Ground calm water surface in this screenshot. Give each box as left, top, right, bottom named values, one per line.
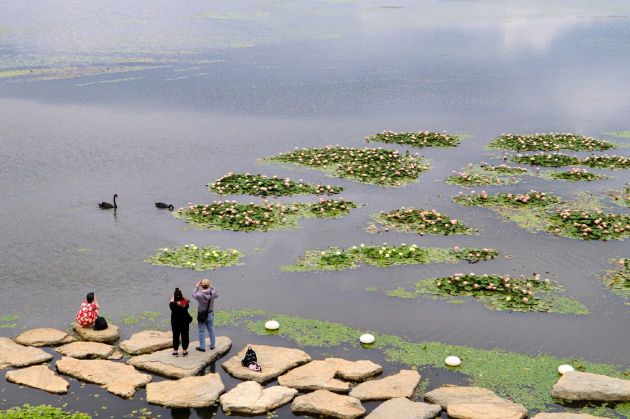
left=1, top=1, right=629, bottom=417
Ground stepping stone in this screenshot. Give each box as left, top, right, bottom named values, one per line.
left=532, top=414, right=608, bottom=419
left=56, top=357, right=151, bottom=399
left=291, top=389, right=365, bottom=419
left=56, top=341, right=122, bottom=360
left=128, top=336, right=231, bottom=379
left=367, top=397, right=441, bottom=419
left=119, top=330, right=172, bottom=355
left=278, top=359, right=350, bottom=392
left=146, top=374, right=224, bottom=408
left=327, top=357, right=383, bottom=381
left=220, top=381, right=298, bottom=415
left=73, top=321, right=119, bottom=343
left=551, top=371, right=630, bottom=402
left=424, top=386, right=527, bottom=419
left=15, top=328, right=76, bottom=347
left=349, top=369, right=421, bottom=401
left=5, top=365, right=69, bottom=394
left=222, top=344, right=311, bottom=384
left=0, top=337, right=53, bottom=370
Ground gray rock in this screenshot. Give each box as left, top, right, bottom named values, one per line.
left=222, top=344, right=311, bottom=384
left=327, top=357, right=383, bottom=381
left=349, top=369, right=420, bottom=401
left=551, top=371, right=630, bottom=402
left=367, top=398, right=441, bottom=419
left=291, top=389, right=365, bottom=419
left=5, top=365, right=69, bottom=394
left=146, top=374, right=224, bottom=408
left=15, top=328, right=76, bottom=347
left=447, top=402, right=528, bottom=419
left=220, top=381, right=298, bottom=414
left=128, top=336, right=231, bottom=379
left=56, top=341, right=118, bottom=359
left=73, top=322, right=120, bottom=343
left=0, top=337, right=53, bottom=369
left=425, top=386, right=506, bottom=408
left=278, top=360, right=350, bottom=392
left=119, top=330, right=172, bottom=355
left=424, top=386, right=527, bottom=419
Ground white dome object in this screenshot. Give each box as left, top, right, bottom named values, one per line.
left=359, top=333, right=375, bottom=344
left=445, top=356, right=462, bottom=367
left=264, top=320, right=280, bottom=331
left=558, top=364, right=574, bottom=375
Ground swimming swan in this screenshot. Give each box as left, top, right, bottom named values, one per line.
left=155, top=202, right=174, bottom=211
left=99, top=194, right=117, bottom=210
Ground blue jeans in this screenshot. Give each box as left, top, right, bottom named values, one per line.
left=197, top=311, right=215, bottom=350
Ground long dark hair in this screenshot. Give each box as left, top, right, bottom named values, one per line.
left=86, top=292, right=94, bottom=303
left=173, top=288, right=184, bottom=302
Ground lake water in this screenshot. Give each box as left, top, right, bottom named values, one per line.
left=1, top=1, right=629, bottom=417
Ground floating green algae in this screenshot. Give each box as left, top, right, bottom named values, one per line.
left=365, top=130, right=460, bottom=148
left=605, top=131, right=630, bottom=139
left=0, top=314, right=20, bottom=329
left=489, top=133, right=615, bottom=152
left=597, top=258, right=629, bottom=299
left=282, top=244, right=498, bottom=271
left=543, top=168, right=607, bottom=182
left=146, top=244, right=243, bottom=271
left=0, top=404, right=90, bottom=419
left=209, top=173, right=343, bottom=196
left=266, top=146, right=429, bottom=187
left=606, top=184, right=630, bottom=207
left=373, top=208, right=474, bottom=235
left=174, top=199, right=356, bottom=231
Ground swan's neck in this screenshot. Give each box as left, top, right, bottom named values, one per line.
left=113, top=195, right=117, bottom=208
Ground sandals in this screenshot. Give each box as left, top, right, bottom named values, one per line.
left=182, top=351, right=188, bottom=357
left=172, top=351, right=178, bottom=357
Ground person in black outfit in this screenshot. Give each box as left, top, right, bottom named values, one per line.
left=169, top=288, right=191, bottom=356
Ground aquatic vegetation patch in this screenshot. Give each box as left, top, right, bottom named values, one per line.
left=282, top=244, right=498, bottom=271
left=446, top=166, right=522, bottom=187
left=146, top=244, right=242, bottom=270
left=606, top=184, right=630, bottom=207
left=581, top=154, right=630, bottom=169
left=411, top=273, right=587, bottom=314
left=0, top=314, right=19, bottom=329
left=605, top=131, right=630, bottom=139
left=544, top=168, right=607, bottom=182
left=373, top=208, right=474, bottom=235
left=266, top=146, right=429, bottom=186
left=511, top=153, right=580, bottom=167
left=0, top=404, right=90, bottom=419
left=598, top=258, right=629, bottom=299
left=489, top=133, right=615, bottom=151
left=175, top=198, right=356, bottom=231
left=209, top=173, right=342, bottom=196
left=549, top=208, right=630, bottom=241
left=453, top=190, right=561, bottom=208
left=365, top=130, right=459, bottom=148
left=117, top=311, right=166, bottom=330
left=480, top=163, right=529, bottom=175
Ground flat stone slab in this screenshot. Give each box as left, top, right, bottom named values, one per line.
left=73, top=322, right=119, bottom=343
left=146, top=374, right=225, bottom=408
left=367, top=397, right=442, bottom=419
left=532, top=414, right=607, bottom=419
left=349, top=369, right=420, bottom=401
left=291, top=389, right=366, bottom=419
left=15, top=328, right=76, bottom=347
left=128, top=336, right=231, bottom=379
left=56, top=357, right=151, bottom=398
left=119, top=330, right=172, bottom=355
left=56, top=341, right=121, bottom=359
left=6, top=365, right=69, bottom=394
left=0, top=337, right=53, bottom=369
left=220, top=381, right=298, bottom=415
left=425, top=386, right=527, bottom=419
left=278, top=359, right=350, bottom=392
left=327, top=357, right=383, bottom=381
left=551, top=371, right=630, bottom=402
left=222, top=344, right=311, bottom=384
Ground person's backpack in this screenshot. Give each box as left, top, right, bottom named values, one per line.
left=93, top=316, right=108, bottom=331
left=241, top=347, right=257, bottom=367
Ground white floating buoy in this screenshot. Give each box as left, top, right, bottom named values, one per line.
left=558, top=364, right=574, bottom=375
left=445, top=356, right=462, bottom=367
left=265, top=320, right=280, bottom=331
left=359, top=333, right=375, bottom=344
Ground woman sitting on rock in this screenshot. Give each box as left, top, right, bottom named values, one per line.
left=170, top=288, right=191, bottom=356
left=75, top=292, right=99, bottom=328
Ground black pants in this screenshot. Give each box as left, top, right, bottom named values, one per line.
left=172, top=323, right=189, bottom=351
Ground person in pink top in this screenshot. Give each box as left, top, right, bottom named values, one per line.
left=75, top=292, right=99, bottom=328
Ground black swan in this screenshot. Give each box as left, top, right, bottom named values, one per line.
left=99, top=194, right=117, bottom=209
left=155, top=202, right=174, bottom=211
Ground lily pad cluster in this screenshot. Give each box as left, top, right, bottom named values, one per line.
left=413, top=273, right=587, bottom=313
left=373, top=208, right=474, bottom=235
left=453, top=190, right=561, bottom=208
left=446, top=164, right=524, bottom=187
left=209, top=173, right=343, bottom=196
left=598, top=258, right=629, bottom=298
left=267, top=146, right=429, bottom=186
left=489, top=133, right=615, bottom=151
left=511, top=153, right=580, bottom=167
left=365, top=130, right=460, bottom=148
left=549, top=208, right=630, bottom=240
left=480, top=163, right=529, bottom=175
left=581, top=154, right=630, bottom=169
left=545, top=168, right=607, bottom=182
left=175, top=199, right=356, bottom=231
left=284, top=244, right=498, bottom=271
left=146, top=244, right=243, bottom=270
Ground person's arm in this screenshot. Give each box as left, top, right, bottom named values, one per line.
left=192, top=287, right=202, bottom=299
left=211, top=288, right=218, bottom=299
